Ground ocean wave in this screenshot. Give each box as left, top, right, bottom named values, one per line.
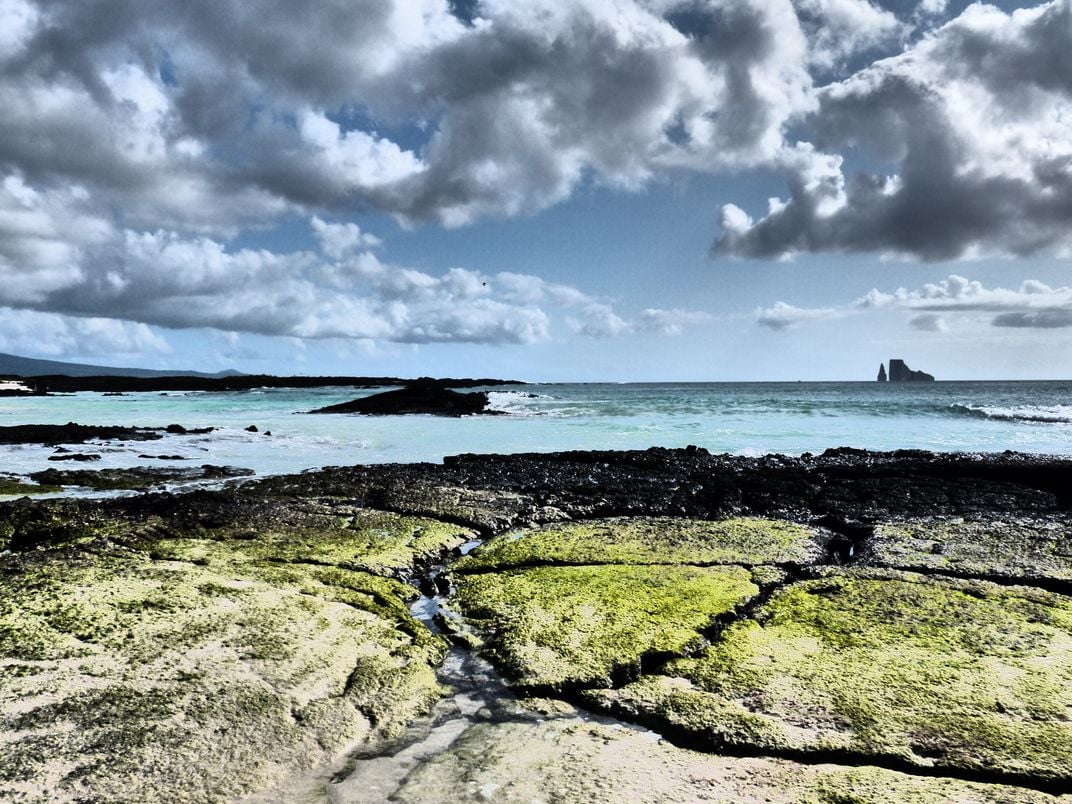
left=948, top=403, right=1072, bottom=424
left=485, top=390, right=570, bottom=416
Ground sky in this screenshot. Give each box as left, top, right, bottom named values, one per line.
left=0, top=0, right=1070, bottom=381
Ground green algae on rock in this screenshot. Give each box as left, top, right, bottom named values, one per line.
left=134, top=504, right=474, bottom=580
left=454, top=516, right=827, bottom=572
left=585, top=569, right=1072, bottom=785
left=0, top=542, right=446, bottom=802
left=859, top=518, right=1072, bottom=583
left=0, top=494, right=474, bottom=580
left=452, top=564, right=758, bottom=691
left=387, top=717, right=1065, bottom=804
left=0, top=474, right=60, bottom=497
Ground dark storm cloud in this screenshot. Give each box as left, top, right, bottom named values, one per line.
left=716, top=0, right=1072, bottom=261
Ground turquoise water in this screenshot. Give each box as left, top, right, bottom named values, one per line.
left=1, top=381, right=1071, bottom=482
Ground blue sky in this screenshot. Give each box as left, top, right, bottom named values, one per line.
left=0, top=0, right=1070, bottom=381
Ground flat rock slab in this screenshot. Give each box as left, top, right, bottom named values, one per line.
left=0, top=546, right=445, bottom=802
left=454, top=517, right=828, bottom=572
left=0, top=499, right=475, bottom=801
left=0, top=497, right=475, bottom=580
left=388, top=717, right=1067, bottom=804
left=134, top=504, right=475, bottom=580
left=29, top=464, right=254, bottom=491
left=585, top=568, right=1072, bottom=788
left=858, top=518, right=1072, bottom=584
left=453, top=564, right=759, bottom=691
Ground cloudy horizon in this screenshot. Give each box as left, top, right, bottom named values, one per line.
left=1, top=0, right=1070, bottom=381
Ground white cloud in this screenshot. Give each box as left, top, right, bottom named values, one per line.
left=637, top=307, right=713, bottom=335
left=0, top=0, right=832, bottom=231
left=908, top=313, right=947, bottom=332
left=0, top=0, right=39, bottom=61
left=0, top=308, right=171, bottom=358
left=756, top=300, right=840, bottom=330
left=569, top=303, right=633, bottom=338
left=716, top=0, right=1072, bottom=261
left=759, top=275, right=1072, bottom=331
left=794, top=0, right=905, bottom=70
left=3, top=0, right=1058, bottom=357
left=0, top=170, right=706, bottom=345
left=310, top=217, right=381, bottom=260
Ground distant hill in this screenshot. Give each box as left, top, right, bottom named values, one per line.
left=0, top=352, right=242, bottom=379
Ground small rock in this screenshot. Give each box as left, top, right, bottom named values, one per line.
left=47, top=453, right=102, bottom=462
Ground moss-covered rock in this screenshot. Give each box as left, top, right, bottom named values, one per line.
left=452, top=564, right=758, bottom=691
left=386, top=717, right=1064, bottom=803
left=0, top=543, right=446, bottom=802
left=586, top=569, right=1072, bottom=785
left=0, top=475, right=60, bottom=498
left=0, top=495, right=473, bottom=580
left=455, top=517, right=827, bottom=572
left=859, top=518, right=1072, bottom=583
left=135, top=505, right=473, bottom=580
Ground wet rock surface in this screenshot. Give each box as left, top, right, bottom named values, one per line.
left=0, top=422, right=215, bottom=445
left=2, top=447, right=1072, bottom=801
left=28, top=464, right=255, bottom=491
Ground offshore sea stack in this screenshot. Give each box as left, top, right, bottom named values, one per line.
left=879, top=359, right=935, bottom=382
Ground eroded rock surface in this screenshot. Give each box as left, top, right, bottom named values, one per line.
left=0, top=500, right=473, bottom=802
left=390, top=717, right=1067, bottom=803
left=2, top=448, right=1072, bottom=801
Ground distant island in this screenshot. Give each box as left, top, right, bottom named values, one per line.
left=877, top=359, right=935, bottom=382
left=0, top=351, right=523, bottom=394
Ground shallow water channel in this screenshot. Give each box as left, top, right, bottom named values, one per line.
left=242, top=539, right=658, bottom=803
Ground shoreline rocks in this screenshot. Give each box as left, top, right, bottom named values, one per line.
left=2, top=447, right=1071, bottom=801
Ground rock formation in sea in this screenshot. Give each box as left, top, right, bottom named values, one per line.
left=308, top=379, right=498, bottom=416
left=877, top=363, right=887, bottom=382
left=887, top=358, right=935, bottom=382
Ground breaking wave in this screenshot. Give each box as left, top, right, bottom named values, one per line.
left=949, top=403, right=1072, bottom=424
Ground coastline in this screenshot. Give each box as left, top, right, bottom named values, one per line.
left=2, top=447, right=1072, bottom=801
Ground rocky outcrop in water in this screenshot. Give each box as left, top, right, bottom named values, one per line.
left=0, top=422, right=216, bottom=445
left=888, top=358, right=935, bottom=382
left=308, top=380, right=498, bottom=417
left=877, top=363, right=887, bottom=381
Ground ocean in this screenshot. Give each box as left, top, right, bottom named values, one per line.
left=2, top=381, right=1071, bottom=488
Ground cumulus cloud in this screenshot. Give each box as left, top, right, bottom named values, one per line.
left=759, top=274, right=1072, bottom=331
left=794, top=0, right=905, bottom=70
left=0, top=189, right=707, bottom=345
left=0, top=0, right=833, bottom=231
left=1, top=0, right=1059, bottom=355
left=756, top=300, right=840, bottom=329
left=0, top=308, right=171, bottom=358
left=638, top=307, right=713, bottom=335
left=716, top=0, right=1072, bottom=260
left=310, top=217, right=381, bottom=259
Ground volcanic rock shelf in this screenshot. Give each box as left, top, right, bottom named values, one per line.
left=1, top=448, right=1071, bottom=801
